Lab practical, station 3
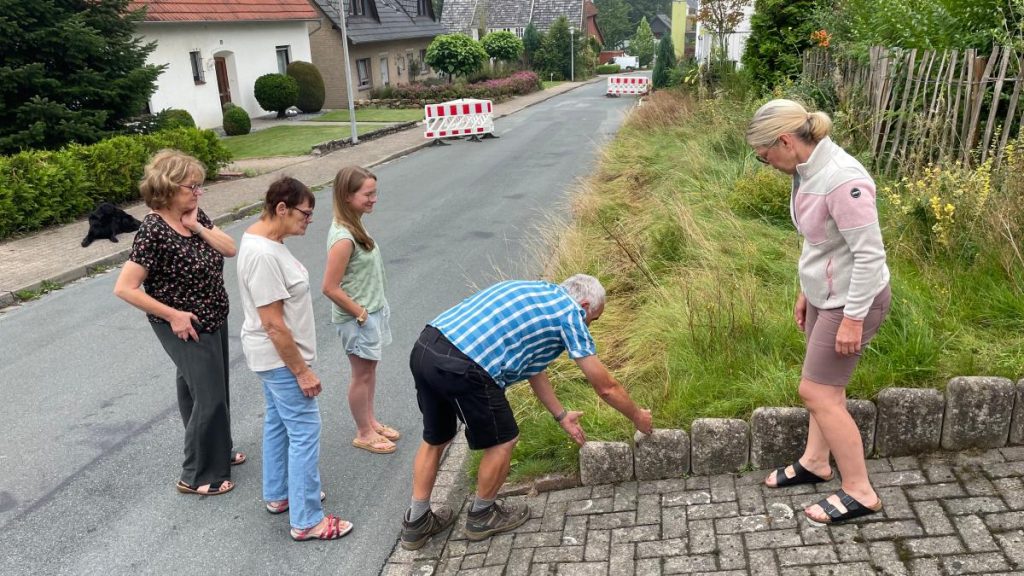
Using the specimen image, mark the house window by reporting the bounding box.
[515,27,524,38]
[380,55,390,86]
[276,45,291,74]
[417,0,428,16]
[350,0,367,16]
[356,58,371,88]
[420,49,429,73]
[189,50,205,84]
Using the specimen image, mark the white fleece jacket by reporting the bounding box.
[791,137,890,320]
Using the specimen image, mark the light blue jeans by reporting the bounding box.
[256,366,324,530]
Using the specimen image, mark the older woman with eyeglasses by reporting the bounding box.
[115,149,242,497]
[747,100,891,525]
[236,176,353,541]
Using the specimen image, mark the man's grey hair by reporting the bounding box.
[559,274,606,308]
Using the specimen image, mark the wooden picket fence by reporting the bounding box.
[802,46,1024,174]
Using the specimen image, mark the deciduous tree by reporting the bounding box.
[425,33,488,82]
[697,0,748,67]
[595,0,632,49]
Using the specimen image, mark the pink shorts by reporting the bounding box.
[801,285,891,387]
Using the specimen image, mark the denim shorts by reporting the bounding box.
[335,304,392,361]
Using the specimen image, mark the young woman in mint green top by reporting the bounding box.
[321,166,398,455]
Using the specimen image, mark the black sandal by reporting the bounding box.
[807,489,882,525]
[768,460,833,488]
[176,479,234,496]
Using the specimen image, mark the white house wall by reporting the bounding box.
[138,21,313,129]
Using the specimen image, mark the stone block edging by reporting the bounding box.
[579,378,1024,485]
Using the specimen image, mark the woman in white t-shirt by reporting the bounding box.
[237,177,353,542]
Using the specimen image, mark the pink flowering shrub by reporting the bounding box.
[374,71,542,103]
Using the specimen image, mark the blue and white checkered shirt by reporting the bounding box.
[431,280,597,388]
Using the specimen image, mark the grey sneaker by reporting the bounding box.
[401,505,456,550]
[464,500,530,541]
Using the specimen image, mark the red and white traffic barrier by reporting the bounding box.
[424,99,495,140]
[606,75,650,96]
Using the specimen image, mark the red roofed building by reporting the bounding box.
[132,0,319,128]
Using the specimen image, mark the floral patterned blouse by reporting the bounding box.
[128,209,229,332]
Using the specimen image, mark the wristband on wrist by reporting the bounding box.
[554,409,568,423]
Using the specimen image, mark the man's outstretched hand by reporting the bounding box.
[559,411,587,446]
[633,408,653,435]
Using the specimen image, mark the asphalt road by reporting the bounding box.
[0,79,635,575]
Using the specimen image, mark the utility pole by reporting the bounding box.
[338,0,359,143]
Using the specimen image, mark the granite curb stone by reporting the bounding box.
[691,418,749,475]
[876,387,945,457]
[941,376,1015,450]
[634,429,689,481]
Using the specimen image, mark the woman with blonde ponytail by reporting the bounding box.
[747,100,892,525]
[322,166,398,454]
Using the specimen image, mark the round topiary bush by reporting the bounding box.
[157,108,196,130]
[254,73,299,118]
[222,104,251,136]
[287,61,326,113]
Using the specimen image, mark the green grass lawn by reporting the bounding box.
[222,125,383,159]
[313,108,423,122]
[542,80,567,90]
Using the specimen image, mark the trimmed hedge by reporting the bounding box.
[222,104,252,136]
[254,73,299,117]
[287,61,326,113]
[597,64,621,74]
[0,128,231,239]
[156,108,196,130]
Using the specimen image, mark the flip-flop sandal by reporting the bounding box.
[231,451,247,466]
[267,491,327,514]
[290,514,354,541]
[805,489,882,525]
[176,479,234,496]
[767,460,834,488]
[374,424,401,442]
[352,436,396,454]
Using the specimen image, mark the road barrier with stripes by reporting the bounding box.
[424,99,495,141]
[606,75,650,96]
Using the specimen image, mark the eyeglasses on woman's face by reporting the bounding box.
[179,182,204,195]
[293,206,314,221]
[754,139,781,165]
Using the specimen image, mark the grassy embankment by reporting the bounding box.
[499,90,1024,481]
[222,125,383,159]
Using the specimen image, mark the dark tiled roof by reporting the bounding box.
[440,0,481,35]
[531,0,583,31]
[651,13,671,33]
[441,0,585,35]
[311,0,447,44]
[132,0,318,22]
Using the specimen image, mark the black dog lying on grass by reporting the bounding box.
[81,203,142,247]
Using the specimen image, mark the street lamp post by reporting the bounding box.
[569,26,575,82]
[338,0,359,144]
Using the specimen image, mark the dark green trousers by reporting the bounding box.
[152,322,233,487]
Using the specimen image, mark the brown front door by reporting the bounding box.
[215,57,231,106]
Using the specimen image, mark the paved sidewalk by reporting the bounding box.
[383,447,1024,575]
[0,79,599,307]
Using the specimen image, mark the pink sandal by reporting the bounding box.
[289,514,353,541]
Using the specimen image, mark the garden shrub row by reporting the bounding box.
[370,71,542,104]
[596,64,621,74]
[0,128,231,239]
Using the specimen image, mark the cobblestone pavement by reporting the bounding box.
[382,446,1024,575]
